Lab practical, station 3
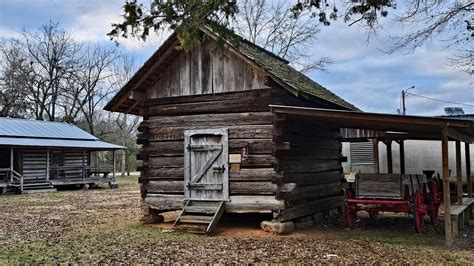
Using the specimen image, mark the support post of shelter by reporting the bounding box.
[112,150,116,180]
[384,141,393,174]
[466,143,472,197]
[46,149,50,181]
[442,129,453,246]
[398,140,405,174]
[10,147,13,183]
[455,141,462,204]
[372,138,379,173]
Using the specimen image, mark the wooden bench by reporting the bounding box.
[462,197,474,225]
[449,197,474,238]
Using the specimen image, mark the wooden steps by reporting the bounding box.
[173,200,225,235]
[10,180,56,194]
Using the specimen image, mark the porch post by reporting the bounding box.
[112,150,116,180]
[82,150,85,181]
[466,143,472,197]
[385,141,393,174]
[442,129,453,246]
[455,141,462,204]
[399,140,405,174]
[372,138,379,173]
[46,149,50,181]
[10,147,14,183]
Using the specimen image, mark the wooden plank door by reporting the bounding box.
[184,128,229,200]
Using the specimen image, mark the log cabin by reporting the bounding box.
[104,26,359,234]
[0,118,122,194]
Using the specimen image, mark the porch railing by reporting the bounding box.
[11,169,23,192]
[49,165,114,179]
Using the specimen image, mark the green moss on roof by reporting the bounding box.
[224,34,359,111]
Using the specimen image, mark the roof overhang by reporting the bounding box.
[0,137,124,150]
[270,105,474,143]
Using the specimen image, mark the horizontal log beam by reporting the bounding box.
[145,112,274,128]
[144,194,285,212]
[145,125,274,141]
[279,195,344,221]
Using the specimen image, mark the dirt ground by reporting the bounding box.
[0,176,473,264]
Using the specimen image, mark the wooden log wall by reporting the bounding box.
[273,115,345,221]
[22,150,47,180]
[139,89,287,212]
[22,149,88,181]
[63,151,88,179]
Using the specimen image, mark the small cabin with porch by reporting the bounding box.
[104,26,358,234]
[0,118,122,194]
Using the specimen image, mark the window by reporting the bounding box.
[51,151,64,166]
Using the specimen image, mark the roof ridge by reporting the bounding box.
[0,117,72,126]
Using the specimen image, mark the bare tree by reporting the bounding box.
[386,1,473,75]
[19,22,82,120]
[233,0,330,72]
[0,40,30,117]
[108,57,140,176]
[70,45,118,135]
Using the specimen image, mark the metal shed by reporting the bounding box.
[0,118,122,194]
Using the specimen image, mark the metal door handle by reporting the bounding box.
[212,165,226,173]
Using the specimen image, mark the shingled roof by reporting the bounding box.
[105,26,358,113]
[230,37,358,111]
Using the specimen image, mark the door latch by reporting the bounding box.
[212,165,226,173]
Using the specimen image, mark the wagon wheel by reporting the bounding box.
[428,180,440,224]
[345,189,357,228]
[414,190,426,234]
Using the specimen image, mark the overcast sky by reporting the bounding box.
[0,0,472,116]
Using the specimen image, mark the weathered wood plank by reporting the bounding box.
[179,51,191,96]
[144,138,275,156]
[277,149,342,160]
[277,159,341,173]
[200,41,212,94]
[240,154,275,168]
[276,171,343,185]
[146,90,272,116]
[144,194,285,212]
[212,48,225,93]
[146,112,274,128]
[230,169,281,181]
[279,195,344,221]
[145,180,292,195]
[148,157,184,168]
[146,88,276,106]
[276,182,342,201]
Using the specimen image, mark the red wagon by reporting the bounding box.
[345,173,441,233]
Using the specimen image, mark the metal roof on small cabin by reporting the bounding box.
[0,118,96,140]
[0,137,122,150]
[0,118,122,149]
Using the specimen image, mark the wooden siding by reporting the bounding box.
[147,41,268,99]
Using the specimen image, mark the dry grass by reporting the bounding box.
[0,176,473,264]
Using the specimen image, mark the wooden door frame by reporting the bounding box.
[184,128,229,200]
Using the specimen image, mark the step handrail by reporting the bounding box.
[10,169,23,192]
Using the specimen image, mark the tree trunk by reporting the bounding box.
[121,149,126,177]
[126,149,130,176]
